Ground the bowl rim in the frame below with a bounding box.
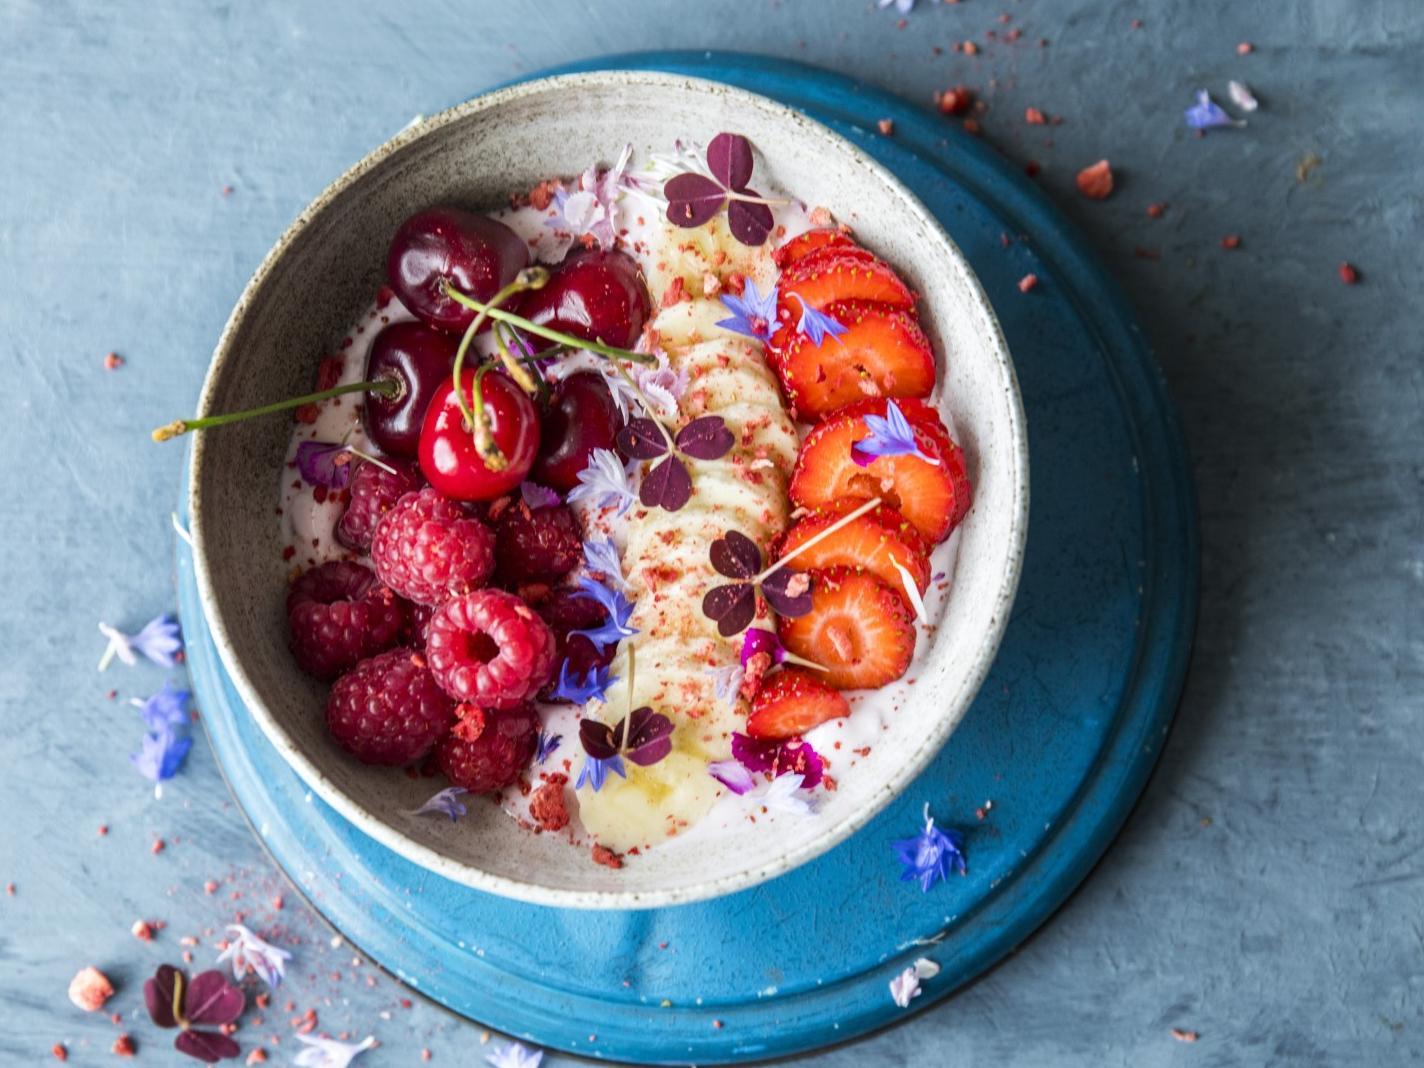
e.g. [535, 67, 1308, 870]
[189, 68, 1030, 910]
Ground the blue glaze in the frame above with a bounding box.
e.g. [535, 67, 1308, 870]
[178, 54, 1196, 1065]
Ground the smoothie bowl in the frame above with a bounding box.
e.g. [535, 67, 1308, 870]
[180, 71, 1028, 909]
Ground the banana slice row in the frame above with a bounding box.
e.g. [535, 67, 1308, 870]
[576, 280, 797, 852]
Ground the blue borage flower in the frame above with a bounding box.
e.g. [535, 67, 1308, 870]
[131, 729, 192, 786]
[716, 280, 779, 342]
[570, 576, 639, 651]
[408, 786, 468, 822]
[132, 680, 190, 732]
[582, 537, 627, 588]
[786, 291, 848, 347]
[535, 730, 562, 765]
[575, 753, 627, 793]
[216, 922, 292, 990]
[99, 613, 183, 670]
[485, 1040, 544, 1068]
[851, 399, 941, 467]
[892, 803, 967, 892]
[550, 660, 618, 704]
[1184, 89, 1245, 130]
[704, 662, 745, 710]
[566, 447, 637, 516]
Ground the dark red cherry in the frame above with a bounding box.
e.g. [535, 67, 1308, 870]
[387, 207, 529, 335]
[419, 369, 540, 501]
[515, 248, 651, 350]
[362, 321, 459, 458]
[531, 372, 626, 492]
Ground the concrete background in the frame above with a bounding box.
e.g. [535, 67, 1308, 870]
[1, 1, 1420, 1064]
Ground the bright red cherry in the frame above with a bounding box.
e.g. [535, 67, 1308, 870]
[388, 208, 529, 335]
[419, 369, 540, 501]
[515, 248, 651, 350]
[362, 321, 458, 458]
[531, 372, 625, 492]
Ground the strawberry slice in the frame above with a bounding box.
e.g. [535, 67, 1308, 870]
[768, 249, 916, 357]
[775, 501, 930, 602]
[775, 300, 936, 421]
[777, 567, 917, 690]
[746, 666, 852, 740]
[790, 398, 972, 543]
[773, 229, 856, 270]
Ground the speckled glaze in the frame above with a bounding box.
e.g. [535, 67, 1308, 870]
[189, 71, 1028, 909]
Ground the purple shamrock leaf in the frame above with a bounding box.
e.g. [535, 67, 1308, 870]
[184, 970, 244, 1025]
[640, 455, 693, 511]
[144, 964, 182, 1028]
[675, 415, 734, 461]
[616, 417, 669, 461]
[624, 707, 674, 767]
[707, 132, 755, 191]
[761, 568, 813, 618]
[664, 172, 726, 227]
[727, 195, 774, 247]
[294, 440, 356, 490]
[702, 583, 757, 637]
[710, 530, 762, 579]
[174, 1029, 241, 1063]
[579, 717, 621, 761]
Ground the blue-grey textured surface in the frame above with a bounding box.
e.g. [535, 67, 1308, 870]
[2, 2, 1420, 1066]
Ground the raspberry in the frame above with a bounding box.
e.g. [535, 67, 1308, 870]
[436, 703, 539, 793]
[489, 500, 582, 584]
[287, 561, 403, 680]
[400, 599, 437, 649]
[426, 590, 556, 708]
[336, 459, 423, 552]
[326, 648, 455, 765]
[370, 488, 495, 606]
[534, 589, 615, 699]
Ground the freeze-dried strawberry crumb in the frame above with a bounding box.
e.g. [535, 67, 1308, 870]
[1236, 41, 1253, 54]
[1220, 235, 1241, 250]
[104, 352, 124, 371]
[1146, 202, 1167, 219]
[528, 180, 558, 211]
[52, 1044, 68, 1061]
[1024, 161, 1041, 177]
[660, 276, 688, 308]
[132, 920, 154, 941]
[1339, 262, 1359, 284]
[246, 1050, 269, 1065]
[1076, 160, 1114, 199]
[1025, 107, 1047, 125]
[68, 966, 115, 1012]
[316, 356, 343, 391]
[962, 40, 979, 55]
[529, 775, 570, 832]
[962, 118, 981, 135]
[592, 844, 624, 869]
[1018, 274, 1039, 293]
[112, 1034, 136, 1057]
[877, 118, 894, 136]
[151, 838, 165, 854]
[936, 86, 973, 115]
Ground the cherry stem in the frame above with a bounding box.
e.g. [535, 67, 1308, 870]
[468, 363, 507, 471]
[492, 323, 540, 397]
[151, 379, 398, 442]
[753, 497, 883, 584]
[442, 282, 657, 366]
[449, 271, 541, 432]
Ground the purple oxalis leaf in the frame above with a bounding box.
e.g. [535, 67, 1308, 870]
[702, 583, 757, 637]
[145, 965, 182, 1028]
[579, 717, 620, 761]
[727, 195, 774, 247]
[707, 132, 755, 191]
[710, 530, 761, 579]
[624, 707, 674, 767]
[616, 417, 669, 460]
[184, 970, 244, 1026]
[761, 568, 813, 618]
[664, 172, 726, 227]
[640, 455, 693, 511]
[173, 1029, 241, 1063]
[675, 415, 734, 461]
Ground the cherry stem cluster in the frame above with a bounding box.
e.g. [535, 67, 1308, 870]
[150, 378, 399, 442]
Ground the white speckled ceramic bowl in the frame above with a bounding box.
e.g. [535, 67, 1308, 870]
[190, 71, 1028, 909]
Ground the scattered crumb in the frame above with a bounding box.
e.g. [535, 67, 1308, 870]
[1146, 202, 1167, 219]
[877, 118, 895, 136]
[131, 920, 154, 942]
[1236, 41, 1253, 54]
[103, 352, 124, 371]
[53, 1044, 68, 1061]
[1018, 274, 1039, 293]
[1338, 262, 1359, 285]
[592, 844, 624, 869]
[1220, 234, 1241, 250]
[111, 1034, 136, 1057]
[68, 966, 116, 1012]
[1172, 1028, 1200, 1042]
[1025, 107, 1047, 125]
[1076, 160, 1114, 200]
